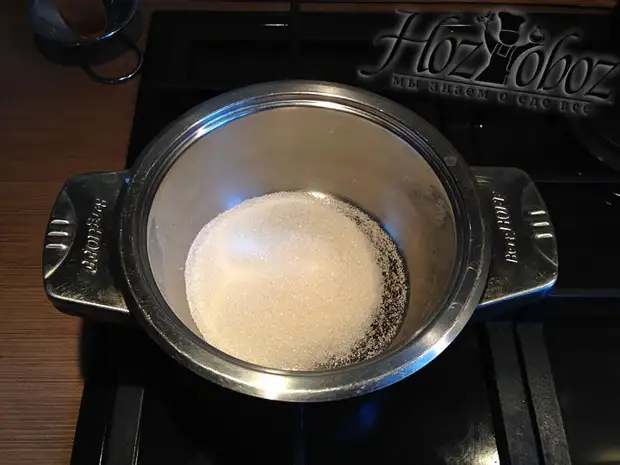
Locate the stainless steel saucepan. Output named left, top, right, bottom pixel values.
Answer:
left=43, top=81, right=557, bottom=401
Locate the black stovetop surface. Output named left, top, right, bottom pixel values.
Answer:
left=71, top=10, right=620, bottom=465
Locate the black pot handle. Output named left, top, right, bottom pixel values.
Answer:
left=82, top=33, right=143, bottom=85
left=43, top=171, right=131, bottom=323
left=44, top=168, right=557, bottom=321
left=473, top=167, right=558, bottom=309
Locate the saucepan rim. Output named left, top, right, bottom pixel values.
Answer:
left=117, top=80, right=491, bottom=402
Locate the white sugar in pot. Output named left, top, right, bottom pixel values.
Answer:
left=43, top=81, right=557, bottom=402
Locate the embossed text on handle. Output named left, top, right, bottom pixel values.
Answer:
left=81, top=197, right=107, bottom=274
left=491, top=193, right=518, bottom=264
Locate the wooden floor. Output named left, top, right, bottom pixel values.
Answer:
left=0, top=1, right=615, bottom=464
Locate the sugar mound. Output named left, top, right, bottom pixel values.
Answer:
left=185, top=191, right=407, bottom=371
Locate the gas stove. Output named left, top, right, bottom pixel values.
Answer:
left=70, top=9, right=620, bottom=465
